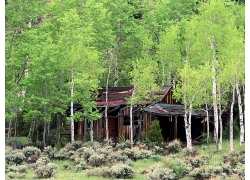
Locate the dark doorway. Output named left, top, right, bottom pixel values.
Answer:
left=108, top=117, right=118, bottom=140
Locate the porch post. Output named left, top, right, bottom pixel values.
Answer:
left=174, top=116, right=178, bottom=139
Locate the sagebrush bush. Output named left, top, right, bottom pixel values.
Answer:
left=185, top=156, right=208, bottom=168
left=115, top=140, right=131, bottom=151
left=88, top=153, right=106, bottom=167
left=223, top=151, right=245, bottom=168
left=109, top=163, right=135, bottom=179
left=189, top=165, right=223, bottom=179
left=54, top=148, right=70, bottom=160
left=166, top=140, right=182, bottom=154
left=34, top=163, right=57, bottom=179
left=65, top=141, right=83, bottom=151
left=22, top=146, right=41, bottom=163
left=5, top=149, right=25, bottom=165
left=86, top=167, right=110, bottom=178
left=145, top=166, right=176, bottom=180
left=42, top=146, right=57, bottom=160
left=81, top=147, right=95, bottom=162
left=164, top=157, right=188, bottom=178
left=83, top=141, right=101, bottom=149
left=183, top=147, right=199, bottom=157
left=233, top=162, right=245, bottom=180
left=96, top=147, right=113, bottom=157
left=107, top=151, right=128, bottom=164
left=36, top=156, right=51, bottom=164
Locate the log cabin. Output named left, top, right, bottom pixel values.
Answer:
left=65, top=86, right=214, bottom=143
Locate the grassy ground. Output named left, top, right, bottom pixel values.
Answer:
left=5, top=140, right=245, bottom=180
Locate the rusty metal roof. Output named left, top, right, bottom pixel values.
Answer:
left=96, top=86, right=172, bottom=107
left=143, top=103, right=212, bottom=117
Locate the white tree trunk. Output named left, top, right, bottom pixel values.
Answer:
left=236, top=82, right=244, bottom=146
left=210, top=35, right=219, bottom=144
left=230, top=86, right=235, bottom=152
left=184, top=104, right=192, bottom=149
left=218, top=88, right=223, bottom=150
left=71, top=68, right=74, bottom=142
left=114, top=35, right=120, bottom=87
left=205, top=104, right=210, bottom=144
left=90, top=120, right=93, bottom=142
left=130, top=103, right=134, bottom=147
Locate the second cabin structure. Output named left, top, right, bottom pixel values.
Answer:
left=68, top=86, right=213, bottom=143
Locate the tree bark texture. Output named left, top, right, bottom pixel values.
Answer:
left=218, top=89, right=223, bottom=150
left=230, top=86, right=235, bottom=152
left=184, top=104, right=192, bottom=149
left=236, top=82, right=244, bottom=146
left=57, top=113, right=61, bottom=142
left=90, top=120, right=93, bottom=142
left=70, top=68, right=74, bottom=142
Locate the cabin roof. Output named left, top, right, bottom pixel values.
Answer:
left=143, top=103, right=212, bottom=117
left=96, top=86, right=172, bottom=107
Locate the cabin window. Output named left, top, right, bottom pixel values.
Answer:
left=123, top=116, right=143, bottom=126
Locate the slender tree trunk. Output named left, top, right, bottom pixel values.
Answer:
left=7, top=117, right=13, bottom=141
left=114, top=35, right=120, bottom=87
left=174, top=116, right=178, bottom=139
left=43, top=118, right=47, bottom=148
left=47, top=120, right=50, bottom=145
left=205, top=104, right=210, bottom=144
left=28, top=120, right=35, bottom=143
left=218, top=89, right=223, bottom=150
left=236, top=81, right=244, bottom=146
left=130, top=103, right=133, bottom=147
left=70, top=68, right=74, bottom=142
left=184, top=104, right=192, bottom=149
left=57, top=113, right=61, bottom=142
left=84, top=117, right=87, bottom=140
left=210, top=35, right=219, bottom=146
left=90, top=120, right=93, bottom=142
left=230, top=86, right=235, bottom=152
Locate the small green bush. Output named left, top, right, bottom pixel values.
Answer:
left=233, top=162, right=245, bottom=180
left=122, top=148, right=136, bottom=160
left=96, top=147, right=113, bottom=157
left=146, top=120, right=164, bottom=146
left=115, top=140, right=131, bottom=151
left=135, top=149, right=153, bottom=160
left=42, top=146, right=57, bottom=160
left=183, top=147, right=199, bottom=157
left=86, top=167, right=110, bottom=178
left=189, top=165, right=223, bottom=179
left=34, top=163, right=57, bottom=179
left=88, top=153, right=106, bottom=167
left=7, top=172, right=16, bottom=179
left=107, top=151, right=128, bottom=164
left=83, top=141, right=101, bottom=149
left=22, top=146, right=41, bottom=163
left=7, top=172, right=26, bottom=179
left=185, top=156, right=208, bottom=168
left=54, top=148, right=70, bottom=160
left=164, top=157, right=188, bottom=178
left=223, top=151, right=245, bottom=168
left=166, top=140, right=182, bottom=154
left=81, top=147, right=95, bottom=162
left=5, top=149, right=25, bottom=165
left=109, top=163, right=135, bottom=179
left=65, top=141, right=83, bottom=151
left=145, top=166, right=176, bottom=180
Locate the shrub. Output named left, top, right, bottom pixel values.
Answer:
left=17, top=164, right=28, bottom=173
left=86, top=167, right=110, bottom=178
left=42, top=146, right=57, bottom=160
left=146, top=120, right=164, bottom=146
left=183, top=147, right=199, bottom=157
left=109, top=163, right=134, bottom=179
left=81, top=147, right=95, bottom=162
left=233, top=162, right=245, bottom=180
left=221, top=163, right=233, bottom=175
left=189, top=165, right=223, bottom=179
left=83, top=141, right=101, bottom=149
left=54, top=148, right=70, bottom=160
left=150, top=155, right=163, bottom=162
left=22, top=146, right=41, bottom=163
left=88, top=153, right=106, bottom=167
left=115, top=140, right=131, bottom=151
left=122, top=148, right=136, bottom=160
left=223, top=151, right=245, bottom=168
left=5, top=149, right=25, bottom=165
left=166, top=140, right=182, bottom=154
left=36, top=156, right=51, bottom=164
left=96, top=147, right=113, bottom=158
left=146, top=166, right=176, bottom=180
left=185, top=156, right=209, bottom=168
left=34, top=163, right=57, bottom=179
left=107, top=151, right=128, bottom=164
left=164, top=157, right=188, bottom=178
left=7, top=138, right=23, bottom=149
left=65, top=141, right=83, bottom=151
left=135, top=149, right=153, bottom=160
left=7, top=172, right=16, bottom=179
left=7, top=172, right=26, bottom=179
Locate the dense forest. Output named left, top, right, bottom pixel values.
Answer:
left=5, top=0, right=245, bottom=151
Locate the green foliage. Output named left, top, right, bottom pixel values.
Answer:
left=34, top=163, right=57, bottom=179
left=86, top=166, right=110, bottom=178
left=22, top=146, right=41, bottom=163
left=233, top=162, right=245, bottom=180
left=42, top=146, right=57, bottom=160
left=223, top=118, right=240, bottom=140
left=183, top=147, right=199, bottom=157
left=88, top=153, right=106, bottom=167
left=115, top=140, right=131, bottom=150
left=146, top=120, right=164, bottom=146
left=145, top=166, right=176, bottom=180
left=164, top=157, right=188, bottom=179
left=185, top=156, right=209, bottom=168
left=223, top=151, right=245, bottom=168
left=54, top=148, right=70, bottom=160
left=109, top=163, right=135, bottom=179
left=5, top=149, right=25, bottom=166
left=65, top=141, right=83, bottom=151
left=166, top=140, right=182, bottom=154
left=189, top=165, right=223, bottom=179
